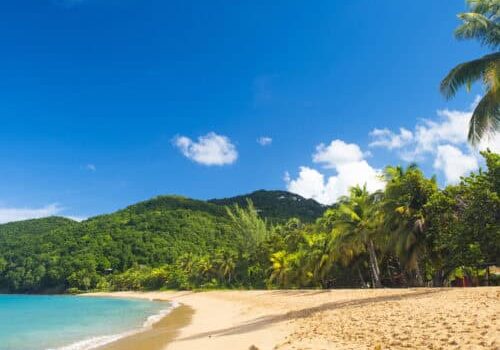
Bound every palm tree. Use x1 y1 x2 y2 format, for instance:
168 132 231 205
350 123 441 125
333 185 384 288
269 250 294 288
303 231 334 288
382 165 437 286
441 0 499 145
214 249 236 284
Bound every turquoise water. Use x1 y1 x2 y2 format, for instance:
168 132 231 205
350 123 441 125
0 295 171 350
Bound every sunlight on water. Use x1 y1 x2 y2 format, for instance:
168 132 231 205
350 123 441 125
0 295 169 350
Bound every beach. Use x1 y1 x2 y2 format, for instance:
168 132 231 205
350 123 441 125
90 287 499 350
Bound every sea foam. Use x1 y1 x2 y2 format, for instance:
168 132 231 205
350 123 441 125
48 301 180 350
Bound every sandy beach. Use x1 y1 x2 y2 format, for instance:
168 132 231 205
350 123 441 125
90 288 500 350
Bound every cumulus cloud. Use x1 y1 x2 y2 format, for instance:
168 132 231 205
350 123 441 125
173 132 238 166
85 164 96 172
313 140 365 168
369 109 472 156
478 133 500 153
257 136 273 146
369 105 500 184
0 204 63 224
434 145 478 184
285 140 384 205
65 215 87 222
413 109 471 154
369 128 413 150
286 167 336 204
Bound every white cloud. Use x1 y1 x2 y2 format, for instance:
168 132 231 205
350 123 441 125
173 132 238 166
434 145 478 184
0 204 62 224
369 104 499 183
257 136 273 146
286 167 337 205
370 109 472 156
286 140 385 205
369 128 413 150
313 139 365 168
65 216 87 222
478 133 500 153
413 109 470 154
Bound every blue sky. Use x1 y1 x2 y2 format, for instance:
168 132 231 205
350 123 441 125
0 0 497 222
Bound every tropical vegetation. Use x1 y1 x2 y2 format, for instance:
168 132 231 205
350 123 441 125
0 152 498 293
441 0 500 144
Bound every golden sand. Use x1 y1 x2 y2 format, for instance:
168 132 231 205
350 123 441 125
100 305 193 350
90 287 500 350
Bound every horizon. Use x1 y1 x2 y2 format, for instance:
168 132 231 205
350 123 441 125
1 1 499 223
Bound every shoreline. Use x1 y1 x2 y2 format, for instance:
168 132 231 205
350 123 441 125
86 290 290 350
98 304 194 350
87 288 500 350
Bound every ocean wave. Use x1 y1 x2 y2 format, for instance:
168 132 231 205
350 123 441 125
143 301 180 328
48 301 180 350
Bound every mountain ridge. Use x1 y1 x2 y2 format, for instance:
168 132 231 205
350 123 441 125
0 189 324 292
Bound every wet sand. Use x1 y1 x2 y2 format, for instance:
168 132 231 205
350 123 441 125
100 304 194 350
89 287 500 350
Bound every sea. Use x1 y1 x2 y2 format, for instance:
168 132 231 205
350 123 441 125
0 294 175 350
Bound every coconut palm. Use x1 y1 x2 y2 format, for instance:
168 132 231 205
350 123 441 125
302 231 334 288
441 0 500 145
332 185 384 288
382 165 437 286
214 249 236 284
269 250 296 288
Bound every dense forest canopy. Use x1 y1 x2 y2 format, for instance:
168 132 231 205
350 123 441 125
0 153 498 293
209 190 327 223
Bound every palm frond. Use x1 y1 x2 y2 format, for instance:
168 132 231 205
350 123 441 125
455 4 500 49
468 88 500 144
455 13 500 43
440 53 500 99
467 0 500 16
338 204 361 222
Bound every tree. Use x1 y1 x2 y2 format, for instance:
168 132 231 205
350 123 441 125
441 0 500 144
269 250 295 288
383 165 438 286
213 249 236 285
226 200 269 252
424 151 500 285
332 185 384 288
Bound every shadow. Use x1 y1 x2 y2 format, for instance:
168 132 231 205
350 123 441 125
267 289 332 297
178 289 443 341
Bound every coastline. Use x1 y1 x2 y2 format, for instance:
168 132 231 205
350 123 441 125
98 304 194 350
87 290 290 350
87 288 500 350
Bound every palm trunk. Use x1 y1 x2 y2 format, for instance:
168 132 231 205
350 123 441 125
367 240 382 288
414 259 424 287
357 266 366 288
432 269 444 287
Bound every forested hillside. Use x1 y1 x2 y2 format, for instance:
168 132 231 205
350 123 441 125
0 152 498 293
209 190 327 223
0 192 321 292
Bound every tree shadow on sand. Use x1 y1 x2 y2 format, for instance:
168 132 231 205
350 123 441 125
177 289 444 341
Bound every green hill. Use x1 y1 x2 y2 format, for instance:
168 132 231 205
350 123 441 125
0 191 323 293
0 216 76 236
0 196 236 292
209 190 326 223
